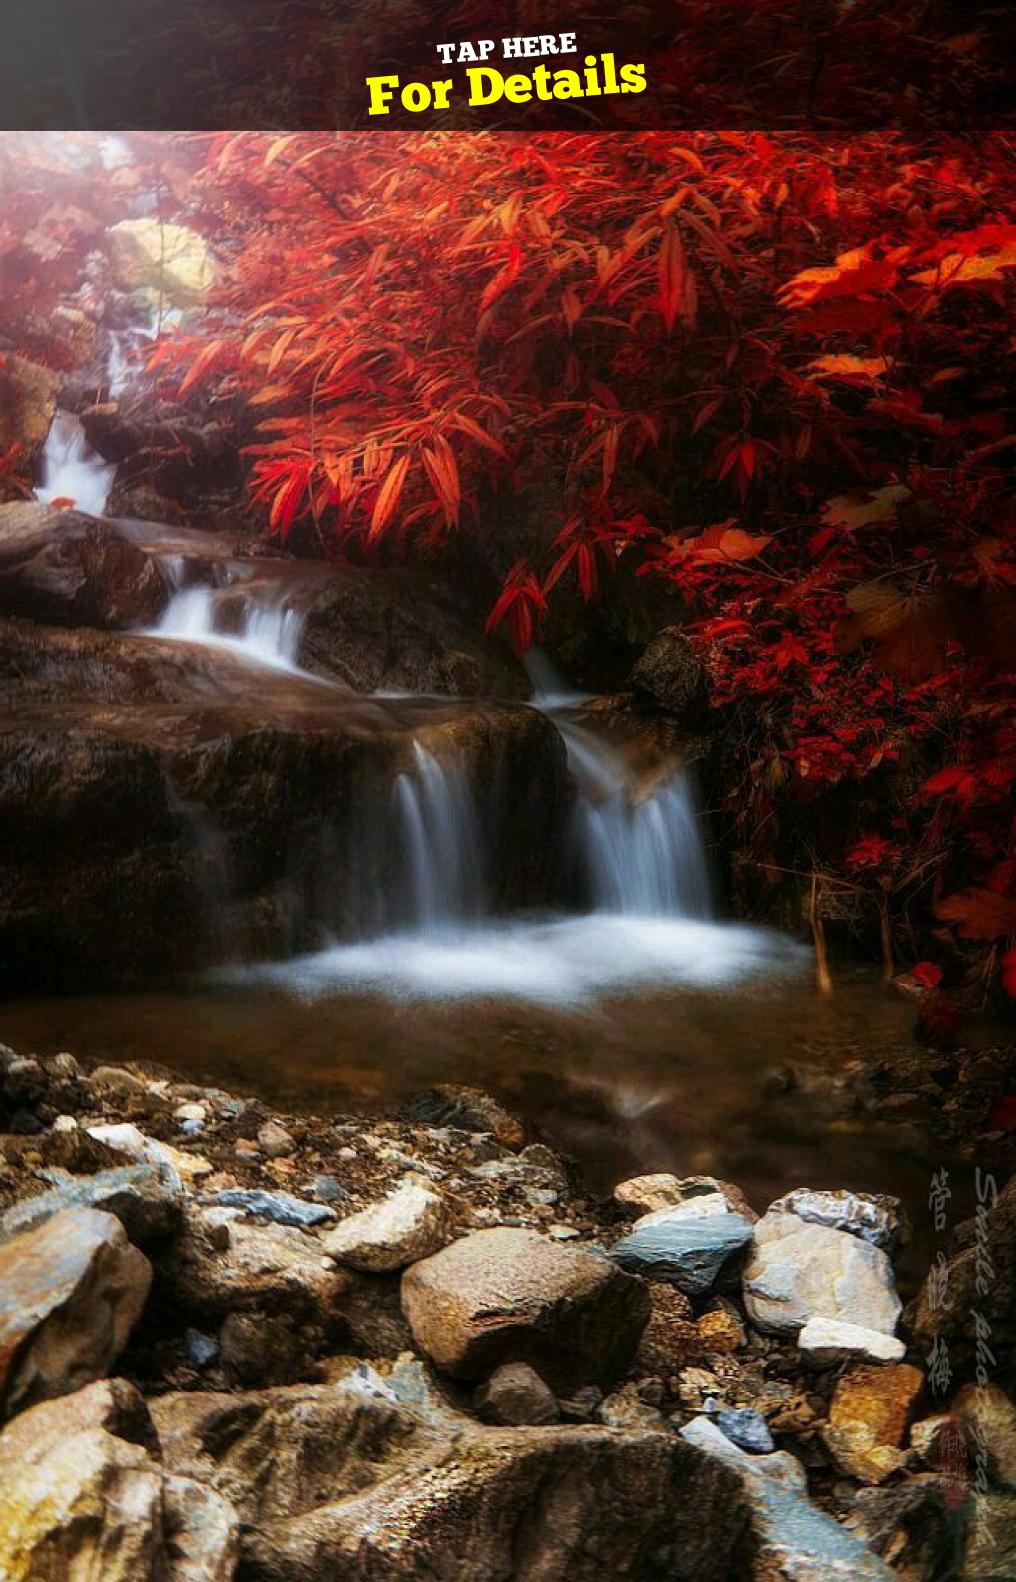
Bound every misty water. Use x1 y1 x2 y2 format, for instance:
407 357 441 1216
9 480 966 1275
21 396 966 1269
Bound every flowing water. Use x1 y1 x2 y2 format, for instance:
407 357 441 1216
7 496 969 1272
35 410 116 516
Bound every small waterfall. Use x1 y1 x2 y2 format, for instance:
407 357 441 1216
151 583 307 673
527 652 713 919
566 722 712 918
394 744 486 928
35 410 116 517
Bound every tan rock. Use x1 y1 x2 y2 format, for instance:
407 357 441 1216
323 1176 454 1273
954 1382 1016 1489
401 1227 650 1391
823 1362 924 1483
696 1300 747 1354
0 1382 237 1582
0 1208 151 1418
159 1204 354 1323
614 1171 755 1220
0 354 59 466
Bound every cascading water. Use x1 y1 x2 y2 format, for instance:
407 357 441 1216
395 745 486 928
35 411 116 517
128 566 801 1002
150 582 308 674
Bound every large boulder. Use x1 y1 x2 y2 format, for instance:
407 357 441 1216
296 564 529 699
0 1379 238 1582
0 1207 151 1419
0 616 571 988
150 1358 897 1579
400 1227 651 1391
107 219 215 305
0 502 168 627
0 353 60 469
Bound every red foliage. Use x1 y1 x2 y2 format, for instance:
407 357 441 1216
145 130 1016 993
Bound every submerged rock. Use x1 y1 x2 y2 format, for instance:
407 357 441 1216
400 1226 650 1391
608 1207 755 1295
0 1207 151 1418
743 1211 901 1337
323 1176 455 1272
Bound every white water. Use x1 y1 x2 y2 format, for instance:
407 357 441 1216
130 578 801 1003
395 745 486 927
150 583 308 674
220 916 803 1005
35 411 116 517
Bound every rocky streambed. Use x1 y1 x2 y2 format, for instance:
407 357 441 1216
1 1039 1013 1580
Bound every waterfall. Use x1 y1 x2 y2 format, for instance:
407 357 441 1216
394 745 486 928
150 583 307 673
526 652 712 920
35 411 116 517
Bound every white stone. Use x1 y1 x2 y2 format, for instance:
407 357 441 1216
798 1316 905 1364
87 1122 212 1182
743 1212 901 1337
323 1176 455 1272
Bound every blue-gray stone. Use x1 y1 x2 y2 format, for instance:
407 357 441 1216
608 1211 754 1295
312 1174 352 1205
185 1327 219 1368
0 1162 183 1246
210 1188 337 1228
714 1406 775 1454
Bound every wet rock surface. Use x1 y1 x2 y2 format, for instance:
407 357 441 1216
0 1041 1012 1579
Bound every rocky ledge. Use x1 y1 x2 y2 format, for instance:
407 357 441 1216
1 1040 1013 1580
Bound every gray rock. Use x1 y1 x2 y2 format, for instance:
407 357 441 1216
743 1212 901 1336
0 1207 152 1418
768 1187 904 1250
210 1188 337 1228
713 1406 775 1454
681 1416 896 1579
323 1176 455 1272
609 1209 755 1295
474 1362 559 1426
401 1226 651 1391
312 1174 352 1205
0 1162 183 1247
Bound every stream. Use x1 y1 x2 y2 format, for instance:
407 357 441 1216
22 410 968 1288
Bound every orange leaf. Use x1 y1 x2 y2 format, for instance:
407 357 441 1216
368 453 411 543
